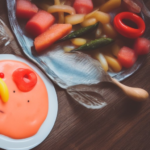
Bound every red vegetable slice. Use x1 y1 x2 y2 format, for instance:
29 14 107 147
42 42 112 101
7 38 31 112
26 10 55 37
134 38 150 55
123 0 141 14
34 24 72 52
114 12 145 39
16 0 38 19
13 68 37 92
118 46 137 68
73 0 93 14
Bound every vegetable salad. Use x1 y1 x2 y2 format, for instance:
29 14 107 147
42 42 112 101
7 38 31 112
16 0 150 73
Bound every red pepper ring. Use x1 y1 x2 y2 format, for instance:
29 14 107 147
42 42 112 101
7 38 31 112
114 12 145 39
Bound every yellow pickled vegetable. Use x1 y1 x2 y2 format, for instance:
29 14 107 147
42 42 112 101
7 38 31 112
96 53 108 72
103 23 117 38
103 53 122 72
81 18 97 27
63 46 75 53
101 35 108 38
99 0 121 12
95 28 103 38
47 5 76 15
58 12 64 23
38 3 50 11
65 14 85 25
111 44 121 57
54 0 64 23
84 9 97 19
71 38 87 46
85 10 110 24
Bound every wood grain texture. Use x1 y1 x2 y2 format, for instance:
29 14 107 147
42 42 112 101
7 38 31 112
1 1 150 150
32 59 150 150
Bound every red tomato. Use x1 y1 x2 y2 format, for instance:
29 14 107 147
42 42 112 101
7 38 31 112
16 0 38 19
118 46 137 68
134 38 150 55
13 68 37 92
73 0 93 14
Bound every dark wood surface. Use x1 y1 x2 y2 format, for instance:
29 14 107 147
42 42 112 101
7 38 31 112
1 1 150 150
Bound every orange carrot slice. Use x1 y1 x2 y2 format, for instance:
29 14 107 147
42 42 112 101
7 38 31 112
34 24 72 52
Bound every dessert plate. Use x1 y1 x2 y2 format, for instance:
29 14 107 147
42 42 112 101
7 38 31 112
0 54 58 150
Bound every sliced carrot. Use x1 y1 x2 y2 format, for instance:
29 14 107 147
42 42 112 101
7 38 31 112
16 0 38 19
25 10 55 37
34 24 72 52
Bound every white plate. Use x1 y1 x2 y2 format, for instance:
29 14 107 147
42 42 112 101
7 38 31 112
0 54 58 150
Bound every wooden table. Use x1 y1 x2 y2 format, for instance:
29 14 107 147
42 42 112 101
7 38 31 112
1 1 150 150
